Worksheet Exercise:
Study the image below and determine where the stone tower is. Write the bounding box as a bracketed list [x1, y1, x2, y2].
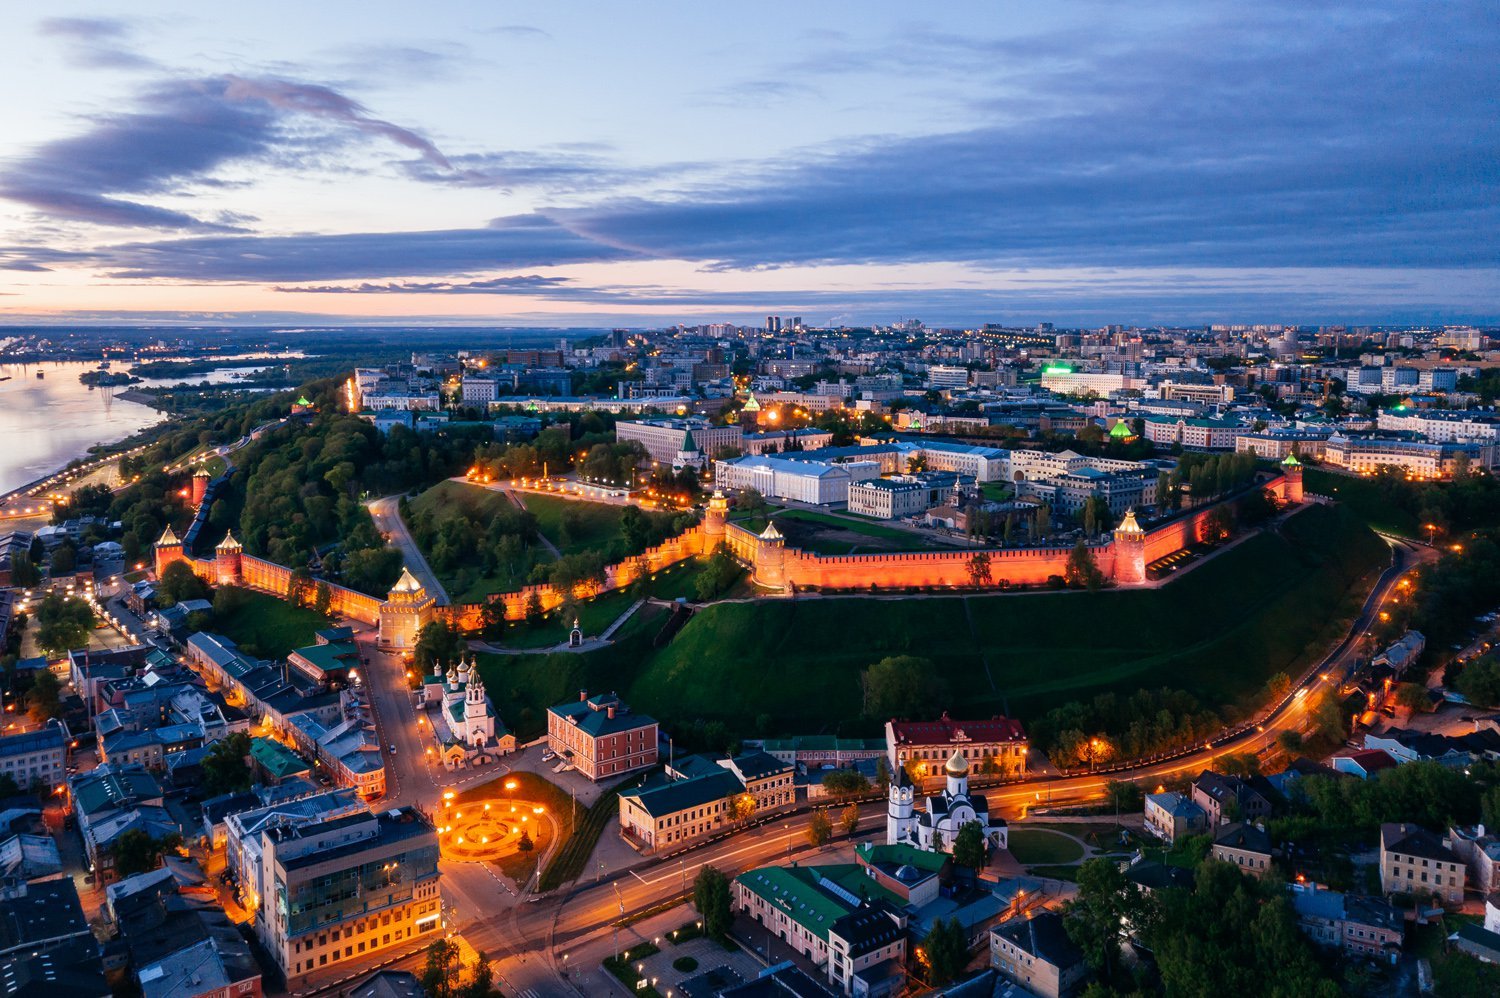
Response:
[191, 468, 211, 507]
[886, 765, 915, 845]
[153, 524, 184, 578]
[1281, 452, 1305, 504]
[753, 521, 786, 590]
[378, 566, 436, 650]
[1111, 507, 1147, 585]
[464, 664, 494, 745]
[215, 531, 243, 586]
[704, 489, 728, 550]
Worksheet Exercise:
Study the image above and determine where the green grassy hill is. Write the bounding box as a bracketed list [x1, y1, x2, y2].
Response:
[477, 503, 1386, 741]
[519, 492, 629, 556]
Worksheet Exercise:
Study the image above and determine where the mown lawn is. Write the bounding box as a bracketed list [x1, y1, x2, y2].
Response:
[1006, 828, 1085, 865]
[772, 508, 943, 554]
[520, 492, 628, 557]
[212, 586, 331, 658]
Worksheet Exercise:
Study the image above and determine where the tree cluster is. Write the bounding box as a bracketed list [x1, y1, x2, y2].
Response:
[34, 592, 94, 657]
[860, 655, 948, 720]
[1032, 688, 1222, 767]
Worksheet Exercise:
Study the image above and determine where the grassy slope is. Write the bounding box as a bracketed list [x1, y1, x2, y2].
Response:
[774, 508, 943, 553]
[477, 504, 1385, 742]
[407, 480, 547, 600]
[519, 492, 628, 557]
[214, 587, 330, 658]
[629, 503, 1386, 734]
[1303, 467, 1420, 537]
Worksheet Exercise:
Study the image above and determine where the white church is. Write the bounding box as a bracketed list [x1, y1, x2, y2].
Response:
[887, 750, 1008, 856]
[420, 656, 516, 769]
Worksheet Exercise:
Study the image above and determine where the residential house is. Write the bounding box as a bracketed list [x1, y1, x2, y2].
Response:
[546, 690, 658, 782]
[0, 727, 68, 791]
[1331, 749, 1398, 780]
[1211, 822, 1274, 878]
[1143, 791, 1207, 844]
[1190, 771, 1274, 826]
[989, 911, 1089, 998]
[1379, 822, 1465, 904]
[1287, 883, 1403, 964]
[1447, 824, 1500, 895]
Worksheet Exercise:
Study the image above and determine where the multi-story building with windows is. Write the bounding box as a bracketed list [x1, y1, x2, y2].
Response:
[1142, 415, 1251, 450]
[989, 910, 1089, 998]
[547, 690, 658, 782]
[715, 455, 881, 504]
[255, 807, 441, 986]
[0, 727, 67, 791]
[616, 417, 743, 464]
[1324, 433, 1495, 478]
[884, 713, 1028, 779]
[846, 473, 960, 519]
[1380, 822, 1465, 904]
[1287, 883, 1404, 964]
[1375, 408, 1500, 443]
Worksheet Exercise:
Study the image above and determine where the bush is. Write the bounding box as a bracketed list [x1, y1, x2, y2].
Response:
[671, 957, 698, 973]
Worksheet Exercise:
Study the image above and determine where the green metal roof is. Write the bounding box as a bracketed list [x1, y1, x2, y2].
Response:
[250, 737, 311, 779]
[1281, 453, 1302, 466]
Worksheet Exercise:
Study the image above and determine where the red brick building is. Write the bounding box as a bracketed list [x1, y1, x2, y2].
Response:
[547, 690, 658, 781]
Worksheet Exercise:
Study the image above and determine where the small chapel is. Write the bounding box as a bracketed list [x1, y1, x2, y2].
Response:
[887, 750, 1008, 855]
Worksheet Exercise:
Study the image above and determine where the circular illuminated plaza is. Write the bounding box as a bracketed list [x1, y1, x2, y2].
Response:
[436, 793, 550, 863]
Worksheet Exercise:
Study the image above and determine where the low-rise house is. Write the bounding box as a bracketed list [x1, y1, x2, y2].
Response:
[1363, 729, 1472, 768]
[69, 764, 183, 883]
[350, 971, 427, 998]
[1380, 822, 1465, 904]
[1287, 882, 1403, 964]
[1190, 771, 1274, 826]
[885, 713, 1029, 779]
[1447, 824, 1500, 895]
[618, 752, 794, 853]
[1452, 922, 1500, 966]
[1143, 791, 1207, 844]
[1331, 749, 1399, 780]
[1211, 822, 1274, 877]
[989, 911, 1089, 998]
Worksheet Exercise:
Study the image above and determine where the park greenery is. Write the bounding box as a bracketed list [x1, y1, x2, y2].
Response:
[1066, 856, 1341, 996]
[200, 732, 254, 796]
[691, 865, 733, 941]
[33, 592, 94, 657]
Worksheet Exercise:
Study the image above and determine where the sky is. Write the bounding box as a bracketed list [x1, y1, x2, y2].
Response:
[0, 1, 1496, 328]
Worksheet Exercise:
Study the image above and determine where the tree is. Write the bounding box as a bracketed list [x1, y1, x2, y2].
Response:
[1065, 858, 1136, 985]
[821, 770, 870, 798]
[1105, 780, 1143, 812]
[460, 952, 498, 998]
[517, 828, 533, 852]
[421, 939, 459, 998]
[860, 655, 948, 719]
[1276, 730, 1305, 755]
[694, 546, 741, 601]
[414, 620, 463, 671]
[1393, 682, 1432, 712]
[156, 559, 211, 605]
[524, 589, 544, 626]
[952, 820, 986, 869]
[1265, 671, 1292, 703]
[25, 669, 63, 724]
[729, 793, 756, 823]
[111, 828, 183, 878]
[1065, 539, 1106, 590]
[313, 581, 333, 617]
[874, 755, 892, 791]
[201, 732, 253, 795]
[806, 808, 833, 847]
[966, 551, 993, 588]
[692, 865, 733, 940]
[34, 592, 94, 657]
[840, 803, 860, 838]
[1460, 658, 1500, 708]
[920, 918, 967, 986]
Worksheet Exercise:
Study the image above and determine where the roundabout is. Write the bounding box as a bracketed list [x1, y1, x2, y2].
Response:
[438, 798, 548, 863]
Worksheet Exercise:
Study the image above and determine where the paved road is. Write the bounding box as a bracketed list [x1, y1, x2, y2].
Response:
[368, 495, 451, 605]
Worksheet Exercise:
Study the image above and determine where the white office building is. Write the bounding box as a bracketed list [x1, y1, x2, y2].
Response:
[715, 454, 881, 504]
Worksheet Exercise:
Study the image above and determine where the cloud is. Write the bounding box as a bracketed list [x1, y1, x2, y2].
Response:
[488, 25, 551, 40]
[693, 80, 821, 108]
[39, 16, 159, 70]
[46, 214, 636, 281]
[275, 275, 572, 294]
[0, 74, 457, 230]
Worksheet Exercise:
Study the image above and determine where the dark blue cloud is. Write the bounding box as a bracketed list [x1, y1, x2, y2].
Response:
[79, 215, 635, 281]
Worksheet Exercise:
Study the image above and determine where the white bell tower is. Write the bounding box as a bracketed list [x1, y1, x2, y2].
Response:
[887, 765, 915, 845]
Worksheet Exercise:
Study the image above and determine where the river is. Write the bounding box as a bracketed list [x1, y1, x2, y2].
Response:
[0, 354, 301, 494]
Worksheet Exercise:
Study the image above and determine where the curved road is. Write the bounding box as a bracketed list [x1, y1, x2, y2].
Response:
[368, 495, 451, 605]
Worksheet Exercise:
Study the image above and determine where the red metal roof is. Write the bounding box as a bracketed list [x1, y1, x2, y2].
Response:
[888, 712, 1027, 745]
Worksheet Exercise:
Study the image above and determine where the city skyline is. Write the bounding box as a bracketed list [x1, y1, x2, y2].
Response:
[1, 1, 1497, 326]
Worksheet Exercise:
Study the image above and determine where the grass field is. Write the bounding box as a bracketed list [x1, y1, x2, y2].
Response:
[520, 492, 628, 557]
[477, 504, 1386, 744]
[1303, 467, 1420, 537]
[213, 586, 330, 658]
[772, 508, 943, 555]
[1006, 828, 1085, 865]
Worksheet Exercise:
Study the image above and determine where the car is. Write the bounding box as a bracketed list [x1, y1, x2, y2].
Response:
[541, 750, 556, 762]
[388, 743, 397, 754]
